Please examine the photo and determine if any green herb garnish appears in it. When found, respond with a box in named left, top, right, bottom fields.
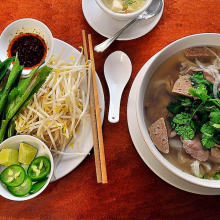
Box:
left=167, top=71, right=220, bottom=149
left=213, top=171, right=220, bottom=180
left=122, top=0, right=136, bottom=10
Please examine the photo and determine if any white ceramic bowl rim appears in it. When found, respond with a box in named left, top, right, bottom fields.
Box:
left=0, top=135, right=54, bottom=201
left=136, top=33, right=220, bottom=189
left=95, top=0, right=153, bottom=19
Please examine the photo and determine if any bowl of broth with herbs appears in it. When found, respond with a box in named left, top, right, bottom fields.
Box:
left=136, top=33, right=220, bottom=188
left=95, top=0, right=152, bottom=20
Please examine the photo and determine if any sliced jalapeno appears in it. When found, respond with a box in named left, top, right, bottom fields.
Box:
left=29, top=177, right=48, bottom=194
left=8, top=176, right=32, bottom=197
left=27, top=156, right=51, bottom=181
left=0, top=165, right=26, bottom=187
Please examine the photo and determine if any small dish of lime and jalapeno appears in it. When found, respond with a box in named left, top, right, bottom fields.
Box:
left=0, top=142, right=51, bottom=197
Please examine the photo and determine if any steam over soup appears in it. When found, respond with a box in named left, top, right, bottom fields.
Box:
left=102, top=0, right=147, bottom=13
left=145, top=47, right=220, bottom=179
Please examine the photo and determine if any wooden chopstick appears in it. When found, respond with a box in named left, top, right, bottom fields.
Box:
left=82, top=30, right=102, bottom=183
left=88, top=34, right=108, bottom=184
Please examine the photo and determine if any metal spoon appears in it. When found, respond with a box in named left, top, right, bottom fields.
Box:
left=104, top=51, right=132, bottom=123
left=94, top=0, right=163, bottom=53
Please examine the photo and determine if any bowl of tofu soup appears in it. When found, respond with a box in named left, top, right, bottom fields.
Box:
left=136, top=33, right=220, bottom=188
left=95, top=0, right=152, bottom=20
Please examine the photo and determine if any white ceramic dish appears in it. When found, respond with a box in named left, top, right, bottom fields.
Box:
left=82, top=0, right=164, bottom=40
left=0, top=135, right=54, bottom=201
left=127, top=53, right=220, bottom=195
left=136, top=33, right=220, bottom=189
left=51, top=38, right=105, bottom=181
left=0, top=18, right=54, bottom=75
left=95, top=0, right=152, bottom=21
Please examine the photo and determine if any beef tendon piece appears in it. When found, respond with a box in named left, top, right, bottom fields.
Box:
left=181, top=135, right=210, bottom=162
left=149, top=117, right=169, bottom=154
left=184, top=47, right=216, bottom=61
left=172, top=75, right=194, bottom=98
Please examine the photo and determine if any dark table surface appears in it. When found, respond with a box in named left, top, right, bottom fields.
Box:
left=1, top=0, right=220, bottom=219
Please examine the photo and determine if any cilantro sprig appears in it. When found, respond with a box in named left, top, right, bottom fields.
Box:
left=122, top=0, right=136, bottom=10
left=167, top=71, right=220, bottom=149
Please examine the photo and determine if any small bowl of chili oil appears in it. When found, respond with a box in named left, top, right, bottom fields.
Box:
left=0, top=18, right=53, bottom=76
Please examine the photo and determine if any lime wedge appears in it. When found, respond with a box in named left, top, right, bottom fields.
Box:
left=0, top=149, right=19, bottom=166
left=18, top=143, right=37, bottom=164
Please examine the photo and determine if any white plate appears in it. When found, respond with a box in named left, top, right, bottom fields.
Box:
left=127, top=53, right=220, bottom=195
left=51, top=38, right=105, bottom=181
left=82, top=0, right=164, bottom=40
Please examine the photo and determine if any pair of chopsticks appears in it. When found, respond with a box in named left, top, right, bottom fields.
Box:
left=82, top=30, right=107, bottom=184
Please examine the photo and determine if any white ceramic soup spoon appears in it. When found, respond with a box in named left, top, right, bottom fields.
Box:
left=104, top=51, right=132, bottom=123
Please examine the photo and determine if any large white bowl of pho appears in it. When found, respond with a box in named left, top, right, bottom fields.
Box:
left=137, top=33, right=220, bottom=188
left=95, top=0, right=152, bottom=20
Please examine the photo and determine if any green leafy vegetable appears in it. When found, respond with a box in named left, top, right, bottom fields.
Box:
left=0, top=57, right=15, bottom=82
left=167, top=95, right=192, bottom=114
left=167, top=71, right=220, bottom=149
left=0, top=56, right=23, bottom=117
left=0, top=56, right=52, bottom=143
left=210, top=112, right=220, bottom=124
left=189, top=86, right=209, bottom=102
left=123, top=0, right=136, bottom=10
left=213, top=124, right=220, bottom=129
left=171, top=113, right=196, bottom=140
left=176, top=123, right=195, bottom=140
left=190, top=71, right=213, bottom=93
left=213, top=171, right=220, bottom=180
left=0, top=65, right=52, bottom=142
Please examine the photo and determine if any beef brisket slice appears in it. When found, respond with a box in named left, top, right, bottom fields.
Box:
left=181, top=135, right=209, bottom=162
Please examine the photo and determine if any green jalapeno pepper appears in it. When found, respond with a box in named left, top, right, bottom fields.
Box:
left=0, top=165, right=26, bottom=187
left=7, top=176, right=32, bottom=197
left=29, top=177, right=48, bottom=194
left=27, top=156, right=51, bottom=181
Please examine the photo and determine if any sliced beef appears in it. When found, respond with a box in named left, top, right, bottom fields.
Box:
left=184, top=47, right=216, bottom=61
left=184, top=67, right=215, bottom=84
left=211, top=144, right=220, bottom=159
left=181, top=135, right=209, bottom=162
left=149, top=117, right=169, bottom=154
left=172, top=75, right=194, bottom=98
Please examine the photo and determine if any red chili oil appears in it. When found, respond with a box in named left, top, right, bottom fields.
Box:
left=7, top=33, right=47, bottom=69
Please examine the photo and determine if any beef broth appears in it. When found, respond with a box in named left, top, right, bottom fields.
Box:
left=144, top=47, right=220, bottom=179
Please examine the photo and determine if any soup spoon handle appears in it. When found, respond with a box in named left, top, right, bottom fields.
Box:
left=94, top=18, right=138, bottom=53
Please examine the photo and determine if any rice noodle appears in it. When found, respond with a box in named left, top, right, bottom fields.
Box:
left=191, top=160, right=200, bottom=178
left=15, top=50, right=91, bottom=177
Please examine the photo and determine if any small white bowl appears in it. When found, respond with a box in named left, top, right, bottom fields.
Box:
left=136, top=33, right=220, bottom=189
left=95, top=0, right=152, bottom=20
left=0, top=18, right=53, bottom=76
left=0, top=135, right=54, bottom=201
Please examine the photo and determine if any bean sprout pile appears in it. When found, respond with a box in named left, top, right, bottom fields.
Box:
left=15, top=49, right=91, bottom=175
